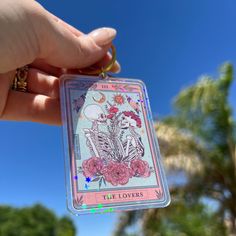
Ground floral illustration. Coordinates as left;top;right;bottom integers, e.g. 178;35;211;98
82;157;103;178
78;94;153;187
130;159;150;177
101;162;133;186
123;111;142;128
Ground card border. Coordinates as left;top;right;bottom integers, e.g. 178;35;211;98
60;75;171;214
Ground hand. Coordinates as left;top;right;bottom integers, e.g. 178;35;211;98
0;0;120;125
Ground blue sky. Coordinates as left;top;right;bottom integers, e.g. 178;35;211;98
0;0;236;235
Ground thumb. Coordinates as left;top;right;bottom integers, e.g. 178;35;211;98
36;12;116;69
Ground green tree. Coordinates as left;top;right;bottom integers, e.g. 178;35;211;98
113;199;227;236
142;200;226;236
0;204;76;236
113;63;235;235
56;216;76;236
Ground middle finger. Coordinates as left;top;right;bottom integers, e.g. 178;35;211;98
27;68;59;98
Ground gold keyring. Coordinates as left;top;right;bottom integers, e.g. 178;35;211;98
12;65;29;92
79;44;116;77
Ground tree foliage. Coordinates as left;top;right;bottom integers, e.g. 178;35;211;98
163;63;236;232
142;200;226;236
0;204;76;236
113;198;227;236
113;63;235;235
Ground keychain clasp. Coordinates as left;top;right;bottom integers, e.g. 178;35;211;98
79;45;116;79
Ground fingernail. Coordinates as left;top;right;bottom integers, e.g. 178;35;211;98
112;61;121;73
89;27;117;47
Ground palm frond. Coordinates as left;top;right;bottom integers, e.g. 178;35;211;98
156;122;203;175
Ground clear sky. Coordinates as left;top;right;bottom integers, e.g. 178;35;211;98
0;1;235;236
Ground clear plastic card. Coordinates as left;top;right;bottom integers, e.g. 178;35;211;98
60;74;170;215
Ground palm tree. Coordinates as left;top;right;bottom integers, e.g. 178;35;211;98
113;63;236;235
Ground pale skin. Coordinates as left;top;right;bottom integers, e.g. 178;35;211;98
0;0;120;125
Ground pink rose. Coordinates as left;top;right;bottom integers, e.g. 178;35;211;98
109;106;119;113
107;113;115;119
123;111;142;128
82;157;103;178
136;118;142;128
130;159;150;177
102;162;132;186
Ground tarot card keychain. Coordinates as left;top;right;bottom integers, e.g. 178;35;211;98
60;45;170;215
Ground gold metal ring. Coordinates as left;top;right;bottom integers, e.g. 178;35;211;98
79;44;116;78
12;65;29;92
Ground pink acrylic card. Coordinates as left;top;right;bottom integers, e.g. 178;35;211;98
60;74;170;215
